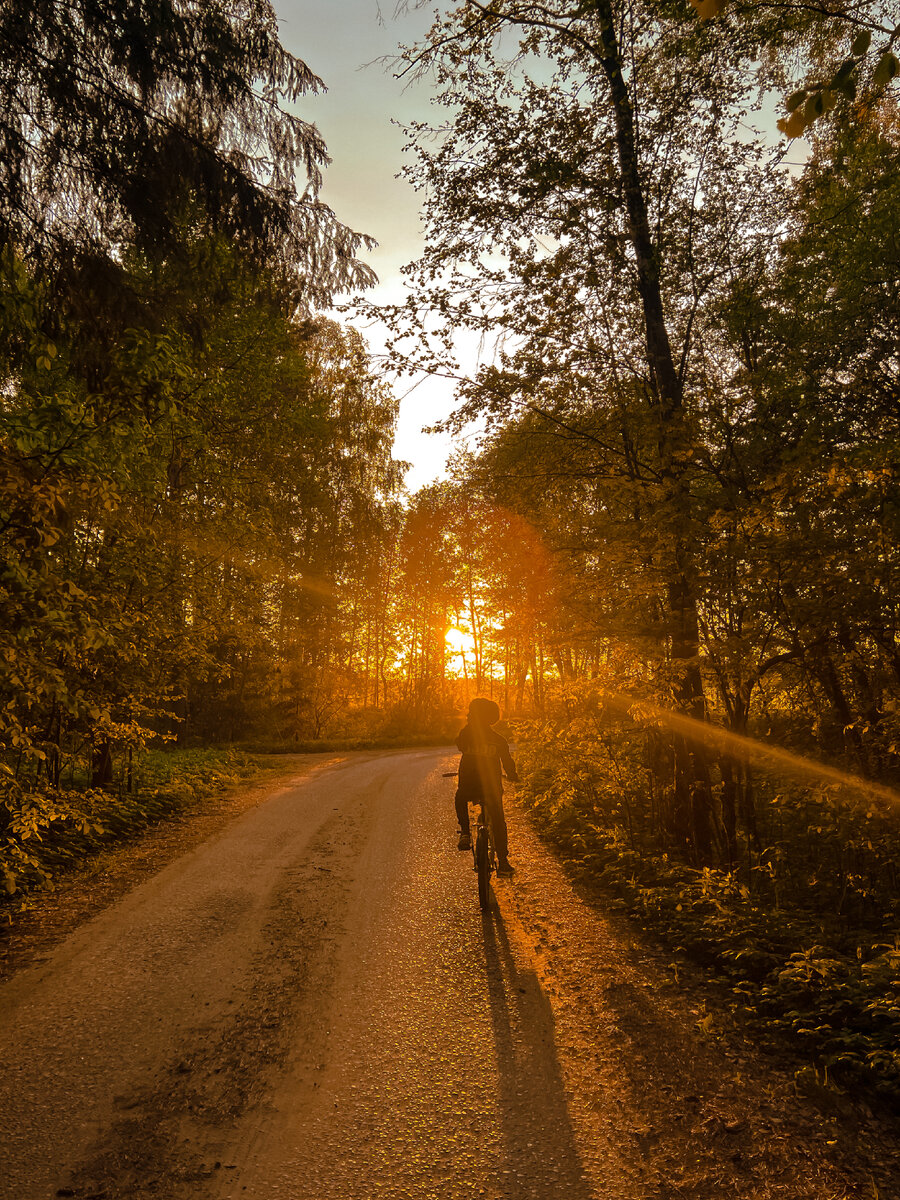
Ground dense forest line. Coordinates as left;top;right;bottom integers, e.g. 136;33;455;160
1;0;899;1101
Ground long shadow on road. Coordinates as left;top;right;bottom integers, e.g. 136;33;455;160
480;901;597;1200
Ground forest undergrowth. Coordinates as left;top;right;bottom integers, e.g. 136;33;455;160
515;716;900;1111
0;748;262;910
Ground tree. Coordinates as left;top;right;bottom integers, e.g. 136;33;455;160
389;0;796;858
0;0;374;301
0;1;395;810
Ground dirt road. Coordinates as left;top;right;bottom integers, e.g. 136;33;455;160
0;750;892;1199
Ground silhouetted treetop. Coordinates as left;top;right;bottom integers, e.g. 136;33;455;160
0;0;375;303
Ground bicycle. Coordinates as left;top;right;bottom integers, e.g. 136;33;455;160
443;772;499;910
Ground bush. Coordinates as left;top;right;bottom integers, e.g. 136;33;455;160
0;748;259;906
515;717;900;1105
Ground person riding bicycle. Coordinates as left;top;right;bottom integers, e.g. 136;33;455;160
454;697;519;875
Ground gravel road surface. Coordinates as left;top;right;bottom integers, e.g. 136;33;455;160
0;749;892;1199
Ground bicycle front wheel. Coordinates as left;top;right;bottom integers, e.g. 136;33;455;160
475;826;490;909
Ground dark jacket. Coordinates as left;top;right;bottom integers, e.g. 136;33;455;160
455;722;519;801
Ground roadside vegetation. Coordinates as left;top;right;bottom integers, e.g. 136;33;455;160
1;748;260;906
514;710;900;1106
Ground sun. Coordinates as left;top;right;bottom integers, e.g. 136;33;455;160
445;627;476;656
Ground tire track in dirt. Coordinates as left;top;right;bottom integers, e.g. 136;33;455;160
0;754;393;1199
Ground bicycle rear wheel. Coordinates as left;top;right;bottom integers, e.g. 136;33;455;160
475;825;490;909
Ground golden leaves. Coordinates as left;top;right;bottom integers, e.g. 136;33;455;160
683;7;897;140
775;30;899;140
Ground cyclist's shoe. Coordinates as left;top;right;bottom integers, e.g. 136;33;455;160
496;857;515;876
457;831;472;851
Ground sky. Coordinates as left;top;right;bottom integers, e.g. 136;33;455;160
273;1;463;491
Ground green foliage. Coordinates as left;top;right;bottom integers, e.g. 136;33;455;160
0;231;404;790
0;3;403;883
0;749;259;905
398;39;900;1085
0;0;373;299
516;715;900;1102
392;0;900;857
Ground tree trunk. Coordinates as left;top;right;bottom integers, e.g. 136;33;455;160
91;736;113;789
589;0;713;855
720;756;738;866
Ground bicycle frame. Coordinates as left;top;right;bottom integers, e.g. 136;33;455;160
472;798;495;909
443;769;501;909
